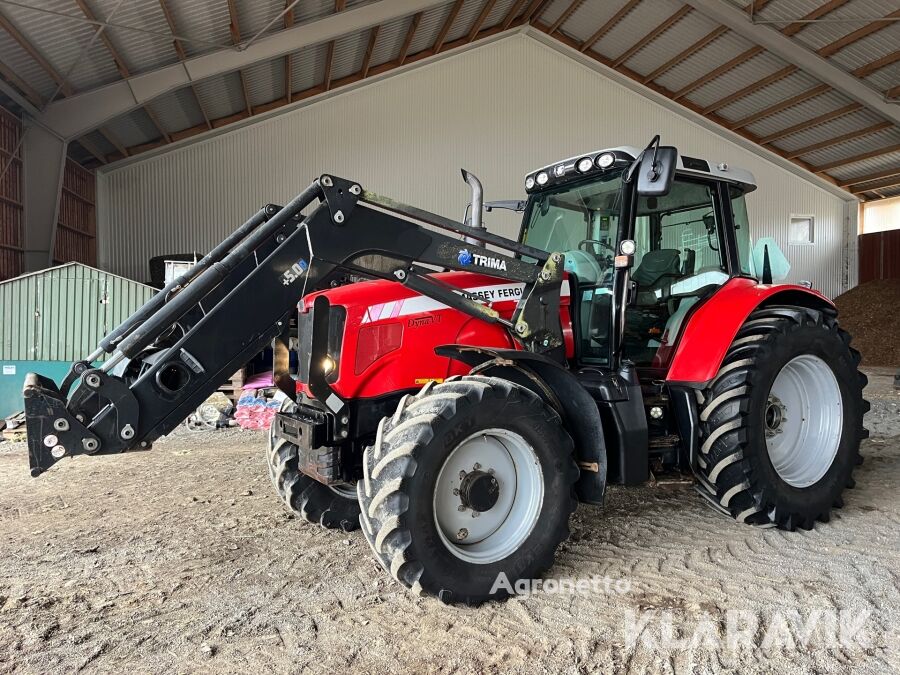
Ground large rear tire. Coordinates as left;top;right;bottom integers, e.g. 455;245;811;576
696;305;868;530
266;400;360;531
357;376;579;605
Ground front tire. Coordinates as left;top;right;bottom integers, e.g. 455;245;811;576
357;376;579;604
266;400;360;531
696;305;868;530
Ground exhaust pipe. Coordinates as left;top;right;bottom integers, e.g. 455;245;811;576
461;169;485;245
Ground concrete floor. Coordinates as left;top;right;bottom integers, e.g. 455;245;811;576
0;370;897;674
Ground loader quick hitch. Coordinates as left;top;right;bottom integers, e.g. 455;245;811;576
24;367;142;476
23;373;103;477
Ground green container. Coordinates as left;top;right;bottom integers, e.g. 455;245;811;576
0;360;78;420
0;263;155;419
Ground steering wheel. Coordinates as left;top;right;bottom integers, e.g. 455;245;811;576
578;239;615;255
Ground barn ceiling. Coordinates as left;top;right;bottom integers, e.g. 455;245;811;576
0;0;897;199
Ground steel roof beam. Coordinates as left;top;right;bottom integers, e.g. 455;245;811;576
321;1;346;93
157;0;212;128
360;24;381;78
681;0;900;126
839;167;900;188
75;0;172;145
581;0;642;54
501;0;528;30
850;175;900;194
434;0;465;52
398;11;422;64
468;0;499;42
785;121;892;159
815;142;900;173
612;6;691;67
227;0;254;118
548;0;584;36
36;0;449;140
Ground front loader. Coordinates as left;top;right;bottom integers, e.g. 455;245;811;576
24;137;867;604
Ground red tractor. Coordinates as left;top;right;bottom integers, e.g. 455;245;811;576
24;137;867;604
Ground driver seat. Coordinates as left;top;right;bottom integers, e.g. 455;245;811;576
632;249;681;305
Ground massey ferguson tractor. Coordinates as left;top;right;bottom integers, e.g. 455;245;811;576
23;137;867;604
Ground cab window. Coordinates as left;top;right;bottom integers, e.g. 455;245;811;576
730;186;753;275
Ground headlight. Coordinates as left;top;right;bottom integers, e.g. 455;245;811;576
536;171;549;185
596;152;615;169
321;356;336;375
620;239;636;255
525;176;535;190
576;157;593;173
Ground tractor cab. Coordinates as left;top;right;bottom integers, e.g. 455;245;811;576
519;144;757;381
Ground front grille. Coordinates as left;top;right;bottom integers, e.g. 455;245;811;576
325;305;346;384
296;303;346;385
297;309;313;383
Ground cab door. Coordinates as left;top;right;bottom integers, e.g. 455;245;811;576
621;176;731;376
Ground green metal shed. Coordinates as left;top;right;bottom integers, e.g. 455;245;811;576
0;262;155;418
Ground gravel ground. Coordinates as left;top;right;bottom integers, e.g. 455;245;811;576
0;370;898;674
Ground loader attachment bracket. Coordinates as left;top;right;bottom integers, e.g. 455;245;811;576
23;374;103;477
319;174;361;225
68;368;140;448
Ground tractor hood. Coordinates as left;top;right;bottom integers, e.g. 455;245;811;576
301;270;540;315
298;271;572;399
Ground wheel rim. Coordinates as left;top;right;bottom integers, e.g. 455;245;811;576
433;428;544;564
765;354;843;488
329;483;357;499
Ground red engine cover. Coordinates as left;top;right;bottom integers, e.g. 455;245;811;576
299;271;573;399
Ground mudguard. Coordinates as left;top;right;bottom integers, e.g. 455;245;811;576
666;278;833;386
435;344;607;505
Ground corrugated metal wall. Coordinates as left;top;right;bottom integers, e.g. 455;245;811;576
0;262;155;361
54;160;97;267
0;106;23;281
98;35;856;297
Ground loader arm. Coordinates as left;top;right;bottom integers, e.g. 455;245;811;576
24;175;565;476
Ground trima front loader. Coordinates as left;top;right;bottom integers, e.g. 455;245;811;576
24;137;867;604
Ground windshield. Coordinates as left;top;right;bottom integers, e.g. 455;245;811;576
522;170;624;285
521;170;625;366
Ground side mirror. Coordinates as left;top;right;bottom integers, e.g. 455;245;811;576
636;146;678;197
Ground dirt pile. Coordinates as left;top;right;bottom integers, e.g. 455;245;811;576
834;279;900;367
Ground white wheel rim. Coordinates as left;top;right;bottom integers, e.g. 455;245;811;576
433;428;544;564
765;354;843;488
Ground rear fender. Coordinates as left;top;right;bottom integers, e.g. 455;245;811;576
666;278;834;386
435;344;607;505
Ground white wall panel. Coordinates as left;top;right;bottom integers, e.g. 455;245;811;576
98;35;855;297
